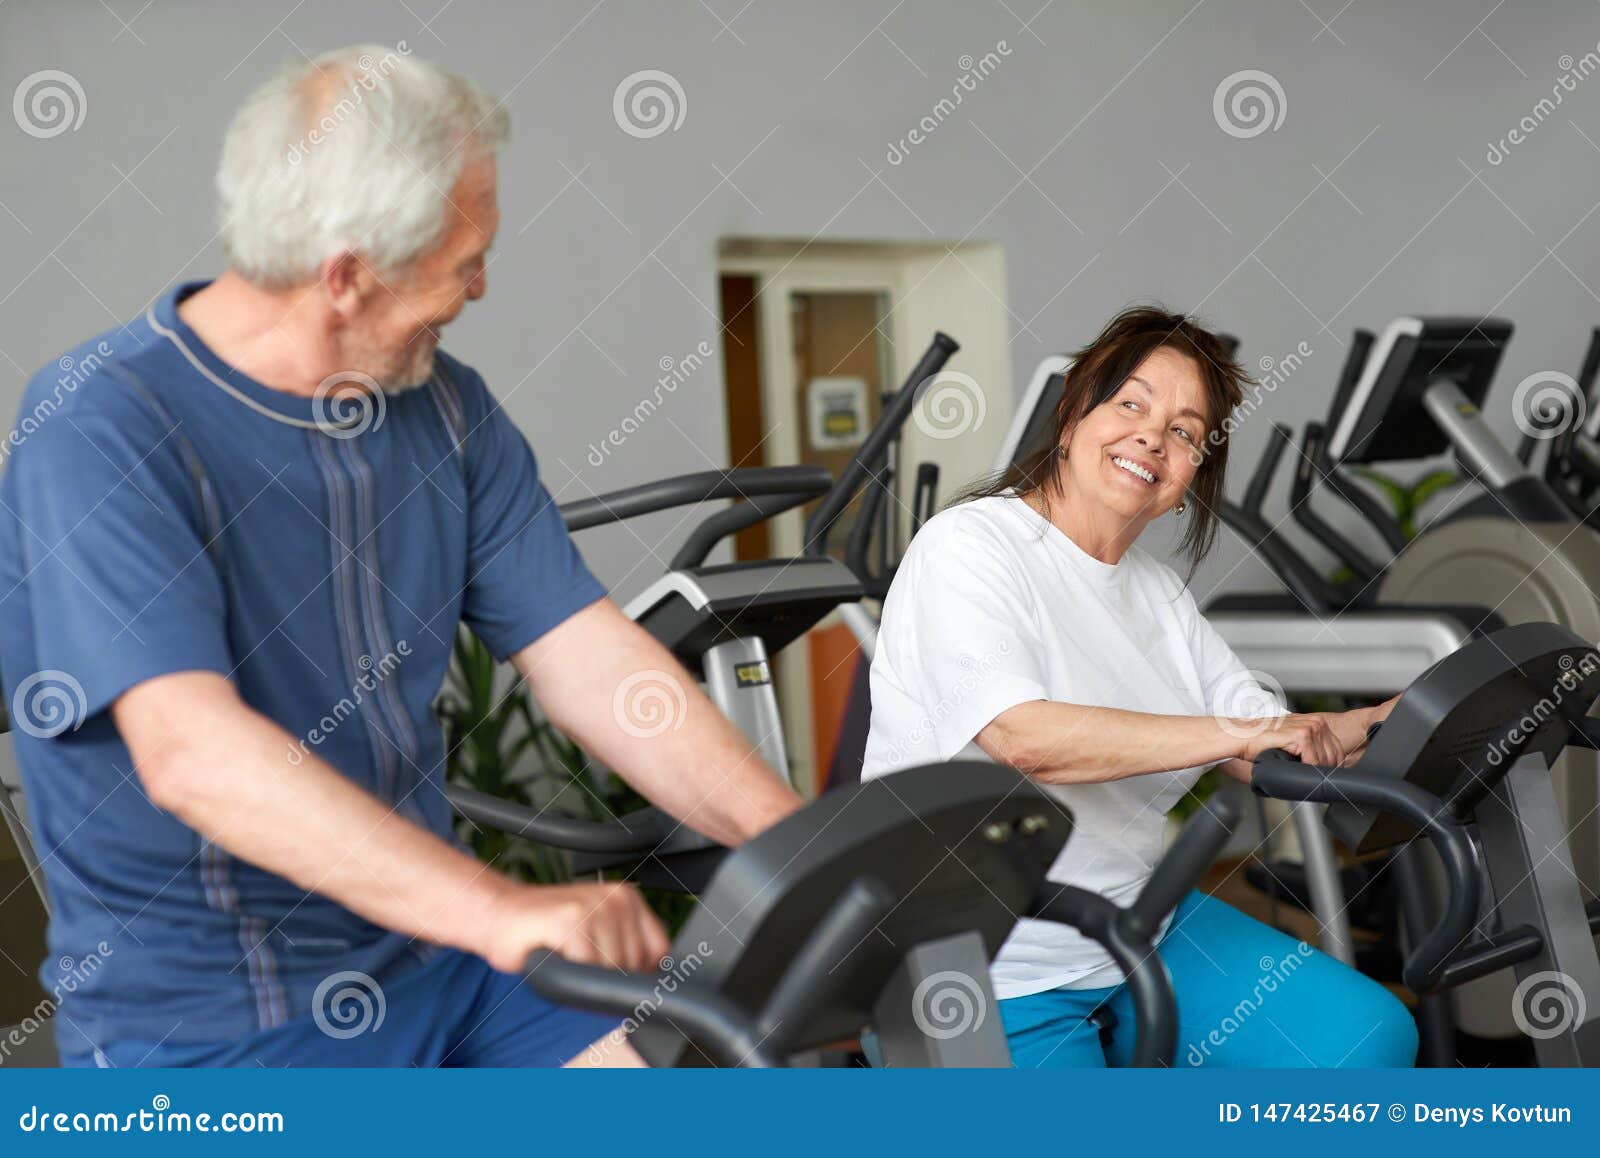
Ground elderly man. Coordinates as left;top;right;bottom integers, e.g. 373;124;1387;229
0;45;800;1068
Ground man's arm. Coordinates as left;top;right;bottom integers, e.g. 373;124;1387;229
511;599;804;847
114;671;670;973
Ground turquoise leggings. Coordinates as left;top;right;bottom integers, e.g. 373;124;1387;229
1001;891;1418;1068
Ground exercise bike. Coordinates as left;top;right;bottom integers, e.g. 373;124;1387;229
509;759;1240;1067
1251;620;1600;1066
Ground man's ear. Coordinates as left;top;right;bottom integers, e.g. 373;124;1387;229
319;250;367;319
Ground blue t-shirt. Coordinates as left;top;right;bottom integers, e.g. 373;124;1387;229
0;282;607;1056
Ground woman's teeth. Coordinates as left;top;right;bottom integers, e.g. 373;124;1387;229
1111;455;1156;484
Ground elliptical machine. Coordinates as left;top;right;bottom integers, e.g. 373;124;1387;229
1253;318;1600;895
1219;316;1600;1049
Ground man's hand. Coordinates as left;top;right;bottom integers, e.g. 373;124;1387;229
484;880;670;975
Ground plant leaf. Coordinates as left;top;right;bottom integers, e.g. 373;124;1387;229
1349;467;1409;520
1408;469;1462;515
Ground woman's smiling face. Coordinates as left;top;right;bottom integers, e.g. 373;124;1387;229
1059;345;1211;528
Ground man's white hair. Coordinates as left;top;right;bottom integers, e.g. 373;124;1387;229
217;44;510;289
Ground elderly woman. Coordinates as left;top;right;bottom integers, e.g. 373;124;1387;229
863;306;1416;1068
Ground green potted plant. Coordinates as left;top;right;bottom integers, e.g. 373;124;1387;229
437;628;694;930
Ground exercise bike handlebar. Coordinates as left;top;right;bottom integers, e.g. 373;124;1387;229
803;332;960;558
522;878;897;1068
1249;750;1481;995
1128;794;1240;941
560;466;834;533
522;948;782;1068
1031;795;1240;1068
446;784;678;854
670;488;829;570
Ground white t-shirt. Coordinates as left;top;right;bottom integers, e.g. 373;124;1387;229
862;493;1284;997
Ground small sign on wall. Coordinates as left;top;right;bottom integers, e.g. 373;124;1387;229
806;376;869;450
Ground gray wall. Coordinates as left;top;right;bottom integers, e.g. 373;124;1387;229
4;0;1600;602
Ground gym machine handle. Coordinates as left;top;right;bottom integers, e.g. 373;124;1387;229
1221;423;1345;612
1128;793;1240;942
910;461;940;534
803;332;960;559
670;488;829;570
561;466;834;533
522;949;781;1068
1250;750;1480;995
1311;324;1414;554
1030;796;1240;1068
523;879;896;1068
446;784;678;854
1031;886;1176;1068
1289;423;1385;585
844;455;894;597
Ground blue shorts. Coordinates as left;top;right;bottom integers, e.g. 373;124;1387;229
62;948;621;1068
1001;891;1419;1068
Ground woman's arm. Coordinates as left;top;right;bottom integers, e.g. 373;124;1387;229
977;699;1350;786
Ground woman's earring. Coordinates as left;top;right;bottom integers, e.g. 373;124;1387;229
1055;445;1068;460
1174;501;1187;516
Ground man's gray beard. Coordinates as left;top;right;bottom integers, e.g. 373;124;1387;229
338;338;435;395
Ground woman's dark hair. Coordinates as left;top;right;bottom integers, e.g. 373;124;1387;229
962;304;1246;579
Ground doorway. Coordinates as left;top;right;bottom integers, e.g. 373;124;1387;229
716;240;1012;794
